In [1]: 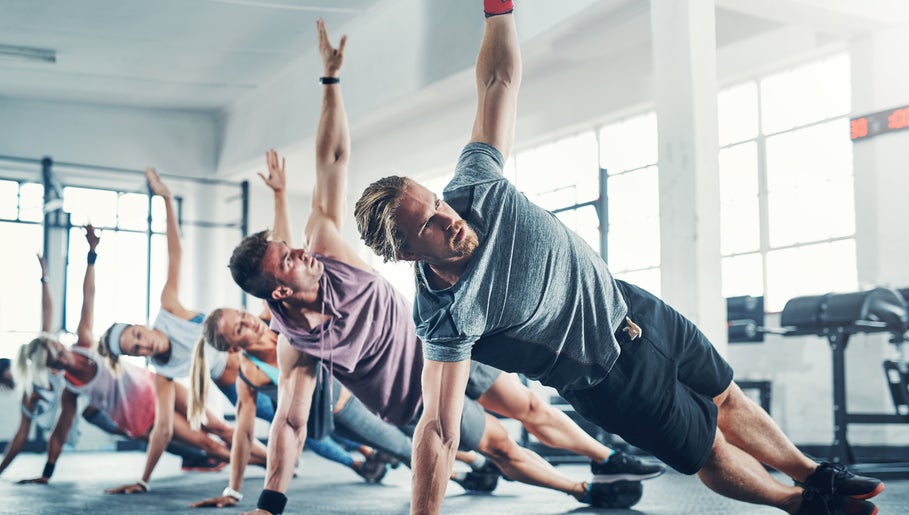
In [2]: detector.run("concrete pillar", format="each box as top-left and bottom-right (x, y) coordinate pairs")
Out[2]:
(851, 22), (909, 289)
(650, 0), (726, 350)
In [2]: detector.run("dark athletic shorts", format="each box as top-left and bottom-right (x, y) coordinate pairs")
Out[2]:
(561, 279), (734, 475)
(465, 361), (502, 400)
(403, 393), (488, 452)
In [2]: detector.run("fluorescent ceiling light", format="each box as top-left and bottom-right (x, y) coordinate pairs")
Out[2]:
(0, 44), (56, 64)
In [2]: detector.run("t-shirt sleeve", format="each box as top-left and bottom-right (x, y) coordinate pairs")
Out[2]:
(448, 142), (506, 191)
(422, 338), (475, 363)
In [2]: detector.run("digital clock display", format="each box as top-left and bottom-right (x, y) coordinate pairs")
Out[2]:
(850, 105), (909, 141)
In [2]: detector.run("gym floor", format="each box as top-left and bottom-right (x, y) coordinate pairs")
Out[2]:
(1, 451), (906, 514)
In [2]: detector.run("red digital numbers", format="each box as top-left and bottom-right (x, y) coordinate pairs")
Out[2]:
(851, 105), (909, 142)
(850, 117), (869, 140)
(888, 107), (909, 130)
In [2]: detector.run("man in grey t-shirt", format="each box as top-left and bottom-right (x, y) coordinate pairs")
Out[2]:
(355, 4), (882, 515)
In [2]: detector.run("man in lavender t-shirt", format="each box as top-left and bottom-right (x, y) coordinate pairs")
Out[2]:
(226, 20), (656, 515)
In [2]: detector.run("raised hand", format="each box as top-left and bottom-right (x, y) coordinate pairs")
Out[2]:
(145, 167), (171, 199)
(189, 495), (238, 509)
(257, 149), (286, 193)
(317, 18), (346, 76)
(84, 224), (101, 251)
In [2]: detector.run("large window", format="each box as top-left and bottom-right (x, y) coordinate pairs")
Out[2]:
(63, 186), (167, 333)
(718, 53), (856, 311)
(598, 112), (661, 295)
(0, 177), (167, 358)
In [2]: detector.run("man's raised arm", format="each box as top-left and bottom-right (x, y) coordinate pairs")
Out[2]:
(308, 18), (350, 235)
(469, 2), (522, 160)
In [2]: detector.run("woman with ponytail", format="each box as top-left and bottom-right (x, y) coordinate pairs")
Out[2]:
(188, 305), (415, 509)
(0, 252), (80, 479)
(9, 226), (239, 485)
(100, 170), (267, 495)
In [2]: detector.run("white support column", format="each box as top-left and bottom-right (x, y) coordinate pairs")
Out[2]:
(650, 0), (726, 351)
(851, 22), (909, 289)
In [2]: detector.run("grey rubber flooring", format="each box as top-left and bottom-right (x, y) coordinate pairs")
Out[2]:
(1, 451), (906, 514)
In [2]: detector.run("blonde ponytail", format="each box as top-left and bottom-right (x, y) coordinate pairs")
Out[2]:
(187, 337), (209, 430)
(14, 334), (56, 395)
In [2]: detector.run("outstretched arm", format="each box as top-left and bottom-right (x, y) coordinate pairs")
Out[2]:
(76, 225), (100, 349)
(106, 374), (176, 494)
(147, 168), (196, 320)
(0, 392), (38, 476)
(241, 336), (317, 515)
(309, 18), (349, 233)
(469, 9), (522, 159)
(259, 149), (293, 245)
(304, 19), (369, 270)
(18, 390), (79, 484)
(38, 254), (51, 333)
(411, 359), (471, 515)
(190, 359), (258, 509)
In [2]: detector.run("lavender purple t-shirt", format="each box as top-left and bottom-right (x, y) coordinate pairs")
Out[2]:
(268, 255), (423, 426)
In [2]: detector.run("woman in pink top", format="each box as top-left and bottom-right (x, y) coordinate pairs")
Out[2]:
(14, 225), (239, 484)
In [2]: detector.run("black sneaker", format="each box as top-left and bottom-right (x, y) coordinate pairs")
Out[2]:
(579, 480), (643, 509)
(353, 455), (388, 483)
(591, 450), (666, 483)
(798, 463), (884, 500)
(452, 462), (500, 493)
(797, 489), (878, 515)
(180, 455), (227, 472)
(373, 450), (403, 469)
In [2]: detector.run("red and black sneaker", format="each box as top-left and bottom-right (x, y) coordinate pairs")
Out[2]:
(798, 463), (884, 500)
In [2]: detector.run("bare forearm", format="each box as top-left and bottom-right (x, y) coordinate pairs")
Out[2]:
(229, 412), (255, 491)
(315, 85), (350, 169)
(0, 424), (30, 474)
(41, 279), (52, 333)
(163, 196), (182, 263)
(142, 425), (172, 482)
(263, 419), (306, 493)
(78, 263), (95, 339)
(410, 418), (457, 515)
(272, 191), (292, 244)
(477, 14), (521, 90)
(46, 433), (66, 467)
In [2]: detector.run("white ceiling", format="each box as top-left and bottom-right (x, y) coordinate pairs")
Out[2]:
(0, 0), (382, 110)
(1, 0), (907, 185)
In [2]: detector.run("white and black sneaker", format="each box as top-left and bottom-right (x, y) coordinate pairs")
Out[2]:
(591, 450), (665, 483)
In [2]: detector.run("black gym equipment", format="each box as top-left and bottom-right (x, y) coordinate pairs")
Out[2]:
(727, 295), (766, 343)
(780, 287), (909, 479)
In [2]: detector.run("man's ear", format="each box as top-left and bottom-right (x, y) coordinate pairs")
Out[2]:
(271, 285), (293, 301)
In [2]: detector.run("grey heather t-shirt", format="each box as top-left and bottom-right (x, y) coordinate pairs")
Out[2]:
(414, 142), (627, 392)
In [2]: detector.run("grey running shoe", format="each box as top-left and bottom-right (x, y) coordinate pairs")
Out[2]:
(591, 450), (666, 483)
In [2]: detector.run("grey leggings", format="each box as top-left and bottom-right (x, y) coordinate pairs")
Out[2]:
(333, 396), (413, 466)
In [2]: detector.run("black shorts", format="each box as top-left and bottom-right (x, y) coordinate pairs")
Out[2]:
(561, 280), (734, 475)
(465, 361), (502, 400)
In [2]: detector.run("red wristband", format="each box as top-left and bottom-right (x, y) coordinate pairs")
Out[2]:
(484, 0), (514, 17)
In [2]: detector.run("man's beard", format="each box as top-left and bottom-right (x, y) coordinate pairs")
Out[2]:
(450, 221), (479, 258)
